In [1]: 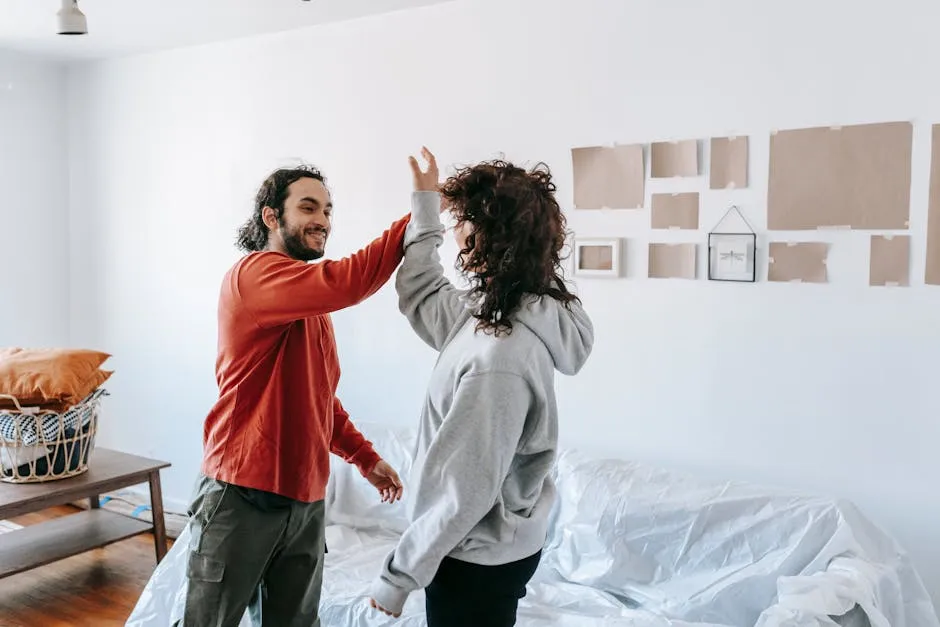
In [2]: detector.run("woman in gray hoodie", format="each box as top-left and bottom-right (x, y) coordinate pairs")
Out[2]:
(369, 147), (594, 626)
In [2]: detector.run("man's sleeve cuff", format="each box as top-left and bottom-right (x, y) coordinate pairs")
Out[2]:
(352, 448), (381, 477)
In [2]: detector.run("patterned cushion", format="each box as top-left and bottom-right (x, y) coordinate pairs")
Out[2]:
(0, 388), (108, 447)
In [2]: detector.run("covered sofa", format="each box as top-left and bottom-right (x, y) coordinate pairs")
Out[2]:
(125, 422), (939, 627)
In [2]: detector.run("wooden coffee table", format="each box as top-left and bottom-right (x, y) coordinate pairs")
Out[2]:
(0, 448), (171, 579)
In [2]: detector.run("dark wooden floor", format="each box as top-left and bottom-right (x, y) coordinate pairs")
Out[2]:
(0, 505), (171, 627)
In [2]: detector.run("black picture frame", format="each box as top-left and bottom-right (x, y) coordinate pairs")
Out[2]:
(707, 232), (757, 282)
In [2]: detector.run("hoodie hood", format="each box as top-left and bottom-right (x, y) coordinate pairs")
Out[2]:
(513, 294), (594, 376)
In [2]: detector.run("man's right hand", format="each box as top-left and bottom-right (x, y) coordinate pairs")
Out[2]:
(409, 146), (439, 193)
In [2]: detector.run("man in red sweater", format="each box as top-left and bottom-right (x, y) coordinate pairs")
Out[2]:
(179, 164), (409, 627)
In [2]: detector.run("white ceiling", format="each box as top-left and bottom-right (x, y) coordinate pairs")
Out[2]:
(0, 0), (455, 62)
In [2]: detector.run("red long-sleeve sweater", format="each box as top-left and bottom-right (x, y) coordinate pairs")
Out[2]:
(200, 214), (411, 503)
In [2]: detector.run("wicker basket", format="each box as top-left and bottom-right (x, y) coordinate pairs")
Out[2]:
(0, 389), (105, 484)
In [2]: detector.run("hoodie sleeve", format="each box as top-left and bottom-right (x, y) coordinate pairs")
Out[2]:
(394, 191), (467, 351)
(369, 371), (533, 615)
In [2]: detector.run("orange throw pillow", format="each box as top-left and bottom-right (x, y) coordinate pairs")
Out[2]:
(0, 348), (113, 411)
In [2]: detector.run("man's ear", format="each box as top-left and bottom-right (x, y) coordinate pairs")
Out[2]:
(261, 206), (278, 231)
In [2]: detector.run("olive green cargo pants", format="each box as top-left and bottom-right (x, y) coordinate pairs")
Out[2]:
(175, 474), (326, 627)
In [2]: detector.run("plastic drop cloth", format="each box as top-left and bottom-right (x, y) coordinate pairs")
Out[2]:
(126, 423), (939, 627)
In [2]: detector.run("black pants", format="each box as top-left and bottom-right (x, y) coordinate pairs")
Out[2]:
(425, 550), (542, 627)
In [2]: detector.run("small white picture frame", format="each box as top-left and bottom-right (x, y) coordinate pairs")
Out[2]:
(574, 238), (622, 278)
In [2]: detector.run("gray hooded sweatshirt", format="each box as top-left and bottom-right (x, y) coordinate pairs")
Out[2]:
(369, 191), (595, 615)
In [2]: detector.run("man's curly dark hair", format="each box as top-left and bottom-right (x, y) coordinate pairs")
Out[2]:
(235, 165), (327, 253)
(440, 159), (580, 337)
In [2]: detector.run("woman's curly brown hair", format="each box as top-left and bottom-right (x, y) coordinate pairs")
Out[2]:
(440, 159), (579, 336)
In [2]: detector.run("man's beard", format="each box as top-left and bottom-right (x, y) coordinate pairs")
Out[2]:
(281, 224), (326, 262)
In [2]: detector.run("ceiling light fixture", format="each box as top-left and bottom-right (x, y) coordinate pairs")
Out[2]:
(57, 0), (88, 36)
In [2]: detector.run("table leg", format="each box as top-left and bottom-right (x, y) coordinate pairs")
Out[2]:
(148, 470), (168, 563)
(89, 495), (100, 509)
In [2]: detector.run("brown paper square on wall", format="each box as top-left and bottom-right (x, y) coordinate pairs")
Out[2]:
(710, 136), (748, 189)
(571, 144), (645, 209)
(579, 245), (613, 271)
(768, 242), (829, 283)
(767, 121), (912, 230)
(651, 140), (698, 178)
(648, 243), (697, 279)
(926, 125), (940, 285)
(651, 193), (699, 229)
(869, 235), (910, 286)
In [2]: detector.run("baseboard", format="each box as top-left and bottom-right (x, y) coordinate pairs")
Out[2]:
(121, 485), (189, 516)
(68, 486), (191, 540)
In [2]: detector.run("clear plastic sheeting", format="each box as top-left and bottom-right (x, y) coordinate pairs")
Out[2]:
(543, 449), (939, 627)
(126, 423), (939, 627)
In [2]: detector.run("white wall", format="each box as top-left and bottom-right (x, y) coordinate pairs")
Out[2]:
(0, 50), (70, 347)
(65, 0), (940, 607)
